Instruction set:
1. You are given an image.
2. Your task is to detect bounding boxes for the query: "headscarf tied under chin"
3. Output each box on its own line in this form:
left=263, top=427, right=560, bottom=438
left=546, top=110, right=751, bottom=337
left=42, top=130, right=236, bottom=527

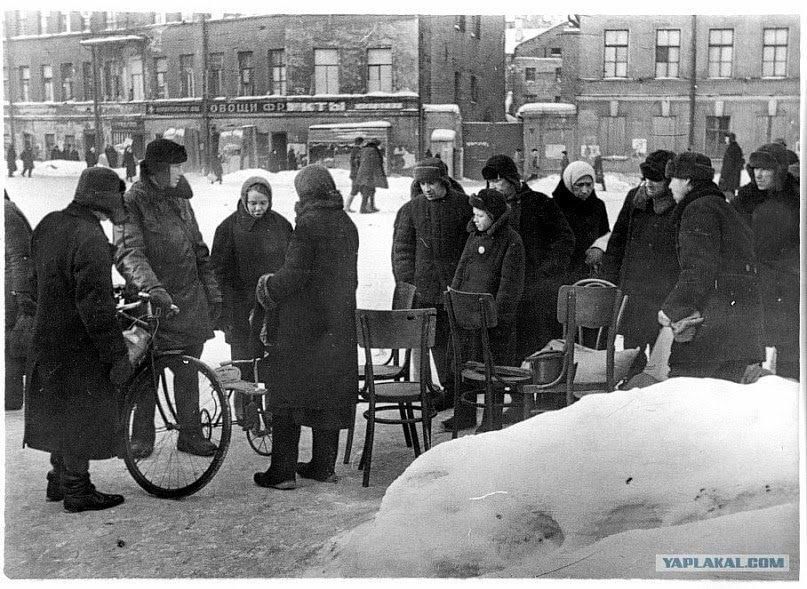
left=293, top=164, right=344, bottom=216
left=562, top=160, right=596, bottom=192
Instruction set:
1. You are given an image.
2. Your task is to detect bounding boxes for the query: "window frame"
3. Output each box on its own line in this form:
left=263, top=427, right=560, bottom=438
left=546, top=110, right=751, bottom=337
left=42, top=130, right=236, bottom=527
left=707, top=28, right=734, bottom=79
left=524, top=67, right=536, bottom=82
left=762, top=27, right=788, bottom=78
left=42, top=64, right=54, bottom=101
left=237, top=51, right=255, bottom=96
left=60, top=62, right=74, bottom=101
left=155, top=57, right=169, bottom=99
left=313, top=48, right=339, bottom=95
left=655, top=29, right=681, bottom=78
left=367, top=47, right=392, bottom=93
left=603, top=29, right=629, bottom=78
left=268, top=49, right=287, bottom=96
left=19, top=66, right=31, bottom=101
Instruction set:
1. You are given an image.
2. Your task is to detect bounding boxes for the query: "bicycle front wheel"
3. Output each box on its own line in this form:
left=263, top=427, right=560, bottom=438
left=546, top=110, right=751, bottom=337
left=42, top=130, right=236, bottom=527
left=122, top=354, right=231, bottom=498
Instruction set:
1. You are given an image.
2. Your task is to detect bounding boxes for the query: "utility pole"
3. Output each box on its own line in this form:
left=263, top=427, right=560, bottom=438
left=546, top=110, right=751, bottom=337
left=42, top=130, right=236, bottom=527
left=5, top=25, right=18, bottom=149
left=688, top=15, right=697, bottom=150
left=91, top=45, right=104, bottom=151
left=201, top=14, right=211, bottom=173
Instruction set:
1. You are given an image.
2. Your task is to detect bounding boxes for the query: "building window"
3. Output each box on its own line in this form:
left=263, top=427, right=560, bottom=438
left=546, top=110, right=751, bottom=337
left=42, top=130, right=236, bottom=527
left=208, top=52, right=224, bottom=97
left=268, top=49, right=286, bottom=95
left=129, top=58, right=144, bottom=101
left=367, top=48, right=392, bottom=93
left=16, top=11, right=28, bottom=36
left=104, top=12, right=117, bottom=30
left=454, top=71, right=461, bottom=103
left=455, top=16, right=466, bottom=32
left=525, top=67, right=536, bottom=82
left=82, top=62, right=93, bottom=100
left=80, top=12, right=91, bottom=31
left=523, top=93, right=537, bottom=103
left=42, top=65, right=54, bottom=101
left=238, top=51, right=254, bottom=96
left=655, top=29, right=680, bottom=78
left=550, top=47, right=562, bottom=57
left=57, top=11, right=70, bottom=33
left=705, top=115, right=730, bottom=156
left=3, top=69, right=8, bottom=100
left=314, top=49, right=339, bottom=94
left=39, top=12, right=49, bottom=35
left=155, top=57, right=168, bottom=99
left=19, top=66, right=30, bottom=101
left=154, top=13, right=165, bottom=25
left=102, top=60, right=122, bottom=100
left=762, top=28, right=788, bottom=77
left=603, top=30, right=628, bottom=78
left=60, top=63, right=74, bottom=100
left=555, top=67, right=562, bottom=82
left=471, top=16, right=481, bottom=38
left=180, top=54, right=195, bottom=97
left=470, top=75, right=478, bottom=103
left=45, top=133, right=56, bottom=155
left=708, top=29, right=733, bottom=78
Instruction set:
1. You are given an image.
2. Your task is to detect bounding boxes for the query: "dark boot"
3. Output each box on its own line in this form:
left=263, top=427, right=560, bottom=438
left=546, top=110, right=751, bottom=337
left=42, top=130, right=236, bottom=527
left=369, top=193, right=379, bottom=212
left=441, top=401, right=477, bottom=431
left=174, top=357, right=217, bottom=457
left=254, top=413, right=299, bottom=489
left=297, top=428, right=339, bottom=482
left=359, top=192, right=370, bottom=214
left=46, top=455, right=64, bottom=502
left=129, top=378, right=156, bottom=458
left=62, top=472, right=124, bottom=513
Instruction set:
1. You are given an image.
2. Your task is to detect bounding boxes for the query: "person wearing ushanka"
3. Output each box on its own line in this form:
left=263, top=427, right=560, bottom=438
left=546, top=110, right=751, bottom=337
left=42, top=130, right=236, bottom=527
left=254, top=165, right=358, bottom=489
left=660, top=152, right=763, bottom=382
left=553, top=160, right=611, bottom=284
left=449, top=188, right=525, bottom=432
left=601, top=149, right=680, bottom=356
left=733, top=143, right=800, bottom=380
left=114, top=138, right=222, bottom=459
left=25, top=167, right=132, bottom=512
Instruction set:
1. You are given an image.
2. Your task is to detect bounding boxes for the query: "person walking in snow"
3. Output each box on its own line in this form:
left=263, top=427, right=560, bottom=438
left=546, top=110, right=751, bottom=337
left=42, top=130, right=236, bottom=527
left=344, top=137, right=364, bottom=212
left=354, top=138, right=387, bottom=213
left=122, top=145, right=137, bottom=182
left=6, top=144, right=18, bottom=177
left=20, top=145, right=34, bottom=177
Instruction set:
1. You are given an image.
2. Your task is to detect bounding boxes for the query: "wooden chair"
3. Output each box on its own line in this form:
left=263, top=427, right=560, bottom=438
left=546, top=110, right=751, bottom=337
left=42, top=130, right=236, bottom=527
left=443, top=288, right=533, bottom=438
left=344, top=282, right=417, bottom=464
left=356, top=308, right=437, bottom=487
left=521, top=279, right=628, bottom=414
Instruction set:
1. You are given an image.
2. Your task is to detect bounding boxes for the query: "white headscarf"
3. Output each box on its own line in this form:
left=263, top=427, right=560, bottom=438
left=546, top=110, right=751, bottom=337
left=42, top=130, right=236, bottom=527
left=562, top=161, right=596, bottom=191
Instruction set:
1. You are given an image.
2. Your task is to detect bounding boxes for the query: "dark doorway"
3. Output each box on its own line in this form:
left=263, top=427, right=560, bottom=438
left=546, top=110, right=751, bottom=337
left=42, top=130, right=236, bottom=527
left=271, top=132, right=288, bottom=171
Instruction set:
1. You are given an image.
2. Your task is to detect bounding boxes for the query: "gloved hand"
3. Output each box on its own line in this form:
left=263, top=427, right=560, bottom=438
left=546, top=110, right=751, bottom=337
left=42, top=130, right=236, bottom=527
left=584, top=247, right=604, bottom=268
left=109, top=355, right=134, bottom=387
left=209, top=301, right=222, bottom=327
left=148, top=287, right=174, bottom=316
left=15, top=292, right=37, bottom=316
left=255, top=274, right=277, bottom=310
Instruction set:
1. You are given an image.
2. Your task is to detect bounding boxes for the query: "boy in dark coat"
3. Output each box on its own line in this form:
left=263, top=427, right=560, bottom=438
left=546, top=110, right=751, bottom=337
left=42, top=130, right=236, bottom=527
left=718, top=132, right=744, bottom=199
left=602, top=150, right=679, bottom=354
left=449, top=189, right=525, bottom=431
left=393, top=157, right=473, bottom=419
left=733, top=143, right=799, bottom=379
left=661, top=152, right=763, bottom=382
left=25, top=167, right=132, bottom=512
left=254, top=165, right=358, bottom=489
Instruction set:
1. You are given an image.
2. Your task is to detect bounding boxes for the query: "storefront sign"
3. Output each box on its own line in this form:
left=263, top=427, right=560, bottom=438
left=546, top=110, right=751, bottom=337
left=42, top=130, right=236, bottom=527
left=111, top=119, right=145, bottom=131
left=146, top=102, right=202, bottom=115
left=206, top=97, right=414, bottom=116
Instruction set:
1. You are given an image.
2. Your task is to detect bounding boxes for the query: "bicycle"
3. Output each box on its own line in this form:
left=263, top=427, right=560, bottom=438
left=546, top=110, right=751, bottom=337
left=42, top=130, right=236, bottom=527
left=116, top=292, right=232, bottom=499
left=214, top=358, right=273, bottom=457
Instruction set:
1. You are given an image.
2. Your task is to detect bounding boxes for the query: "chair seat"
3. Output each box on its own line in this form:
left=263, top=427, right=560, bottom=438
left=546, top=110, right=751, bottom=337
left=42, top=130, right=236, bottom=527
left=358, top=363, right=407, bottom=380
left=360, top=381, right=425, bottom=402
left=461, top=361, right=533, bottom=385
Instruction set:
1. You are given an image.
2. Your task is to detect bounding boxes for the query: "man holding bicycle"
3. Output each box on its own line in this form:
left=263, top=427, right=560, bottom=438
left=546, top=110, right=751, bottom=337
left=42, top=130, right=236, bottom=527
left=25, top=167, right=133, bottom=513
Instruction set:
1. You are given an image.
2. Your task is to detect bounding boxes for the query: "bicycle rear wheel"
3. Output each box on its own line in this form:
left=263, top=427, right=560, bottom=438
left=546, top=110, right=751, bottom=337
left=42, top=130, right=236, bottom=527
left=245, top=394, right=273, bottom=456
left=122, top=354, right=231, bottom=498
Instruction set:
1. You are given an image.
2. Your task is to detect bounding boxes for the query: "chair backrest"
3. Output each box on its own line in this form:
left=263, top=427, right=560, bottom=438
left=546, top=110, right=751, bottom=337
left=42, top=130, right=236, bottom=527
left=443, top=287, right=498, bottom=331
left=356, top=308, right=437, bottom=352
left=391, top=281, right=417, bottom=311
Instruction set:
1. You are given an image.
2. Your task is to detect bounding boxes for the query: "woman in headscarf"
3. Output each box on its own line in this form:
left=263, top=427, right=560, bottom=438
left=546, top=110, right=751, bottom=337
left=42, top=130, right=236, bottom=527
left=254, top=165, right=359, bottom=489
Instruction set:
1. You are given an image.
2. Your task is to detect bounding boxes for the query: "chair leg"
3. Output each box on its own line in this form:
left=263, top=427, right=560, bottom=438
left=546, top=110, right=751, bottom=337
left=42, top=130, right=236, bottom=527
left=343, top=408, right=356, bottom=464
left=452, top=380, right=461, bottom=439
left=484, top=385, right=496, bottom=431
left=421, top=401, right=432, bottom=451
left=406, top=403, right=421, bottom=457
left=522, top=391, right=533, bottom=421
left=398, top=403, right=413, bottom=448
left=361, top=409, right=375, bottom=487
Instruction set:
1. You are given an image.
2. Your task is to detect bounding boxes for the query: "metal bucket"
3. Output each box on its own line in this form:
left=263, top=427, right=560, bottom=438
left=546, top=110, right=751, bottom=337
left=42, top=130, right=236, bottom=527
left=530, top=350, right=564, bottom=384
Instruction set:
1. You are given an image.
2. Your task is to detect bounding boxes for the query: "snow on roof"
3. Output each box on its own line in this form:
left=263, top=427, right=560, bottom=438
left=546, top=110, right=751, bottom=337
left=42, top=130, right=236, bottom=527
left=309, top=121, right=391, bottom=129
left=517, top=102, right=577, bottom=116
left=430, top=129, right=456, bottom=142
left=505, top=28, right=547, bottom=54
left=423, top=104, right=460, bottom=114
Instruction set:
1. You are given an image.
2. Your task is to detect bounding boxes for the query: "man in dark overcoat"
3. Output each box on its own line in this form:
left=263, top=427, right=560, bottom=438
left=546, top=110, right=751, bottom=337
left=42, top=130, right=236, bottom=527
left=24, top=167, right=133, bottom=512
left=254, top=165, right=358, bottom=489
left=344, top=136, right=364, bottom=211
left=354, top=138, right=388, bottom=213
left=718, top=132, right=744, bottom=199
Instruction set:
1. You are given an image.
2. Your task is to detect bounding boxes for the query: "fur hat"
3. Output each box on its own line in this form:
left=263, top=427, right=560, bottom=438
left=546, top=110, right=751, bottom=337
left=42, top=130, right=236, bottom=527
left=73, top=167, right=126, bottom=221
left=562, top=160, right=596, bottom=191
left=748, top=143, right=790, bottom=170
left=665, top=152, right=714, bottom=181
left=640, top=149, right=676, bottom=181
left=413, top=157, right=447, bottom=184
left=468, top=188, right=507, bottom=222
left=481, top=154, right=521, bottom=187
left=294, top=164, right=338, bottom=200
left=144, top=139, right=187, bottom=167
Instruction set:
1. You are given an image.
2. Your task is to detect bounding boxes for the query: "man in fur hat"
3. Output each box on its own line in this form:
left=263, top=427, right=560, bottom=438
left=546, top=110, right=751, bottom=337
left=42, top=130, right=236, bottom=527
left=25, top=167, right=132, bottom=512
left=113, top=138, right=222, bottom=458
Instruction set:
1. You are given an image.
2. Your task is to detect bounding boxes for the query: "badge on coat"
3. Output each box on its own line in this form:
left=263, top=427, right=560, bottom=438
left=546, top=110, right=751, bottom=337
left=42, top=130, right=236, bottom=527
left=478, top=246, right=485, bottom=254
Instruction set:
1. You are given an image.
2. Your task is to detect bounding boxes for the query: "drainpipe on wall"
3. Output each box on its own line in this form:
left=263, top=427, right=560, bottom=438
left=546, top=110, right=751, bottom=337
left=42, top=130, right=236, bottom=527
left=201, top=14, right=211, bottom=173
left=688, top=15, right=697, bottom=150
left=5, top=27, right=17, bottom=148
left=91, top=45, right=104, bottom=151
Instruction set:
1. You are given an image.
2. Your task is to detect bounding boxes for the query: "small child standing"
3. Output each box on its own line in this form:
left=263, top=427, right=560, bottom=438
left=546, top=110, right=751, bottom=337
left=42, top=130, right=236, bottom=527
left=445, top=188, right=525, bottom=432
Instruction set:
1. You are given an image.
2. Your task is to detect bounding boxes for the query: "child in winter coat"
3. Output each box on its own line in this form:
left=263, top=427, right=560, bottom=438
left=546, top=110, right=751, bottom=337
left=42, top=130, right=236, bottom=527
left=447, top=188, right=525, bottom=432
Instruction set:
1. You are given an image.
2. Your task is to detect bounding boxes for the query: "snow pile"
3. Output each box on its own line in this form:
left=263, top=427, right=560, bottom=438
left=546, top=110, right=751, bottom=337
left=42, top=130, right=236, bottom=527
left=318, top=376, right=799, bottom=578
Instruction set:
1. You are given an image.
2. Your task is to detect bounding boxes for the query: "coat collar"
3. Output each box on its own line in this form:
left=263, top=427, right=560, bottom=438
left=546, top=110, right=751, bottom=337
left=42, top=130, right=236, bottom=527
left=467, top=209, right=512, bottom=236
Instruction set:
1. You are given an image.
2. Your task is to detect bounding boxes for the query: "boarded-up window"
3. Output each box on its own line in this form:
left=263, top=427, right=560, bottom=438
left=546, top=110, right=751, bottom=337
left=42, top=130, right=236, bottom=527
left=598, top=116, right=626, bottom=156
left=651, top=116, right=680, bottom=152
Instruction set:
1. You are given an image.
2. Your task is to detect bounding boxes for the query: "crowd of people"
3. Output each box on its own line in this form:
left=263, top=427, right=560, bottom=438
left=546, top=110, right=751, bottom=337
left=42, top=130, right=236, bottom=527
left=4, top=133, right=800, bottom=509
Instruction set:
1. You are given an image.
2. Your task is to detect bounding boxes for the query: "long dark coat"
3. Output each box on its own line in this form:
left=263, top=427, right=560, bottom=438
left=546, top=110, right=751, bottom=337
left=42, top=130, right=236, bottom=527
left=553, top=179, right=610, bottom=283
left=5, top=197, right=34, bottom=335
left=20, top=147, right=34, bottom=171
left=122, top=147, right=137, bottom=179
left=114, top=176, right=221, bottom=350
left=718, top=139, right=744, bottom=193
left=509, top=182, right=575, bottom=357
left=24, top=203, right=128, bottom=459
left=662, top=181, right=763, bottom=375
left=211, top=176, right=293, bottom=350
left=392, top=184, right=472, bottom=305
left=6, top=146, right=18, bottom=173
left=354, top=142, right=388, bottom=189
left=733, top=174, right=799, bottom=377
left=602, top=184, right=680, bottom=349
left=261, top=193, right=359, bottom=429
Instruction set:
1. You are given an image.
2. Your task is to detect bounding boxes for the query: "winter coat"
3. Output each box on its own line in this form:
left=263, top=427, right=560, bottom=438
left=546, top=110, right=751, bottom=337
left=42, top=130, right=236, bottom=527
left=392, top=185, right=473, bottom=306
left=211, top=176, right=293, bottom=349
left=122, top=148, right=137, bottom=178
left=6, top=146, right=18, bottom=173
left=114, top=176, right=222, bottom=350
left=733, top=174, right=799, bottom=374
left=85, top=150, right=97, bottom=167
left=718, top=140, right=744, bottom=193
left=451, top=211, right=525, bottom=325
left=355, top=143, right=388, bottom=189
left=602, top=184, right=679, bottom=347
left=553, top=179, right=610, bottom=283
left=4, top=197, right=35, bottom=354
left=662, top=181, right=763, bottom=373
left=349, top=145, right=362, bottom=180
left=24, top=202, right=128, bottom=459
left=105, top=146, right=118, bottom=168
left=20, top=148, right=34, bottom=170
left=260, top=191, right=359, bottom=429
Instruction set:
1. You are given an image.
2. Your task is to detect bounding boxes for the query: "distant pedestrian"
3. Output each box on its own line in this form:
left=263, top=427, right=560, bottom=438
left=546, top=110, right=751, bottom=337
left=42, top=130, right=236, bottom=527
left=51, top=146, right=63, bottom=160
left=210, top=125, right=223, bottom=184
left=345, top=137, right=364, bottom=212
left=355, top=138, right=387, bottom=213
left=105, top=144, right=118, bottom=168
left=287, top=147, right=298, bottom=171
left=20, top=145, right=34, bottom=177
left=513, top=148, right=525, bottom=176
left=718, top=132, right=744, bottom=200
left=122, top=145, right=137, bottom=182
left=69, top=146, right=80, bottom=161
left=85, top=147, right=97, bottom=168
left=7, top=144, right=18, bottom=177
left=593, top=154, right=606, bottom=191
left=560, top=150, right=570, bottom=174
left=525, top=148, right=540, bottom=181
